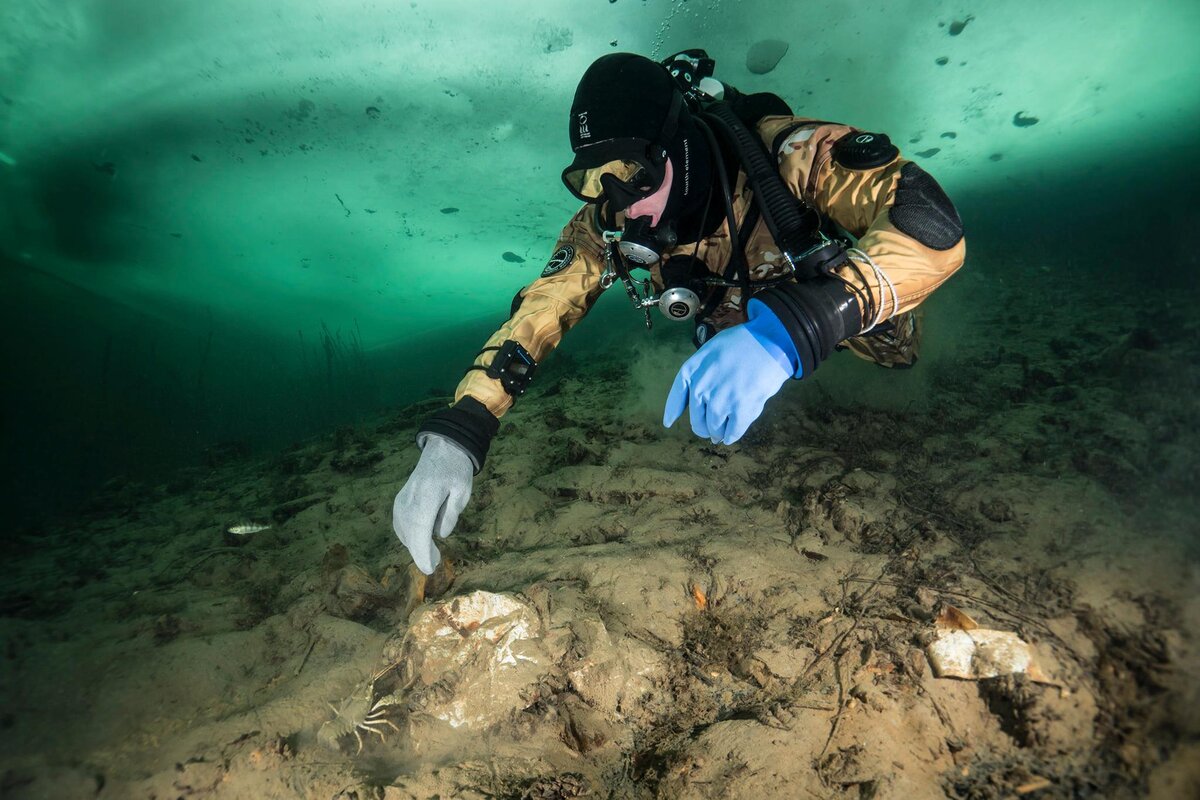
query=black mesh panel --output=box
[888,162,964,251]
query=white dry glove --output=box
[392,433,475,574]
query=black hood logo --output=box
[541,245,575,277]
[577,112,591,140]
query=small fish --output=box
[227,523,270,536]
[948,16,974,36]
[440,207,460,214]
[502,251,526,263]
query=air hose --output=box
[698,102,846,280]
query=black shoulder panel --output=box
[832,131,899,170]
[888,162,964,251]
[510,288,525,317]
[730,91,794,127]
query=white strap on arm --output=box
[847,247,899,333]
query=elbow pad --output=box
[889,163,963,251]
[751,278,863,377]
[417,396,500,475]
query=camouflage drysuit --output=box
[453,115,966,422]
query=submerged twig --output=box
[180,548,248,580]
[801,570,883,681]
[295,635,318,676]
[818,652,849,763]
[840,577,1052,636]
[143,547,248,590]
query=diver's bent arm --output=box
[417,207,607,470]
[751,118,966,374]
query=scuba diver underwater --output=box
[393,50,966,575]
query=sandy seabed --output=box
[2,264,1198,799]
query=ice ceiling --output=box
[1,0,1197,514]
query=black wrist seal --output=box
[417,396,500,475]
[753,278,863,377]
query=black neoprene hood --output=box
[562,53,683,176]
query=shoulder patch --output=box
[776,125,818,160]
[541,245,574,277]
[832,131,899,170]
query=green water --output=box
[1,0,1198,520]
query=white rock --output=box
[406,590,547,728]
[926,628,1044,680]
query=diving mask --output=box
[562,151,666,206]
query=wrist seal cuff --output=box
[417,396,500,475]
[753,279,863,376]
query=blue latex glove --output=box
[663,299,801,444]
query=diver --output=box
[393,50,966,574]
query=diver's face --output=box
[624,156,673,227]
